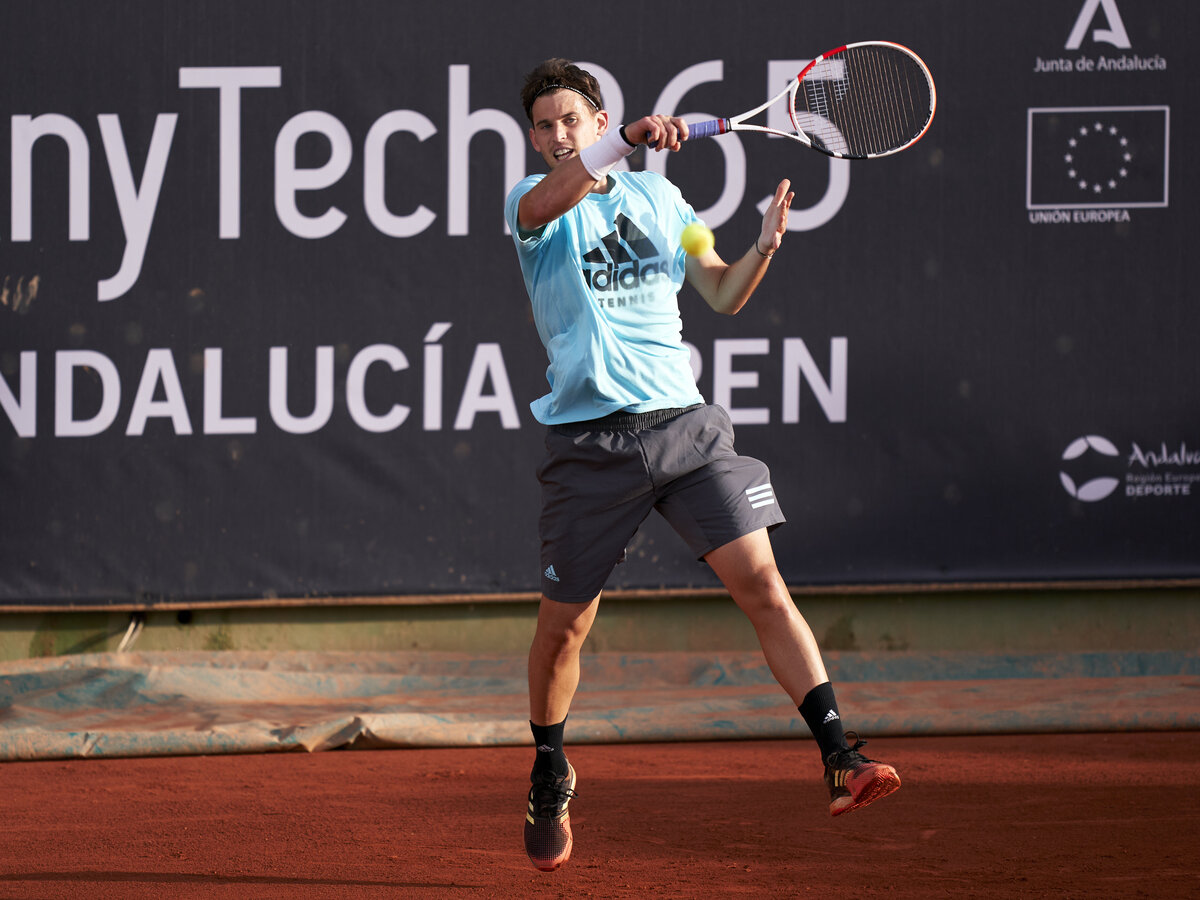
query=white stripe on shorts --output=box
[745,483,776,509]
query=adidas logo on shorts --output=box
[544,565,561,583]
[745,483,776,509]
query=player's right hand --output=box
[627,115,688,152]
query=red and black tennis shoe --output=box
[523,763,577,871]
[824,733,901,816]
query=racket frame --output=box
[691,41,936,159]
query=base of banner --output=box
[0,650,1196,761]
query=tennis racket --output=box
[685,42,936,159]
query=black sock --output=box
[799,682,849,761]
[530,718,569,778]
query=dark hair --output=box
[520,58,604,122]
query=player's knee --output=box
[530,635,584,680]
[532,618,590,661]
[730,569,794,618]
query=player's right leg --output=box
[823,732,901,816]
[524,593,600,872]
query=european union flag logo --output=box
[1026,106,1169,209]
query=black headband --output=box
[532,83,600,111]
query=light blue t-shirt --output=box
[505,170,705,425]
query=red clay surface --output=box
[1,732,1197,899]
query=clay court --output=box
[2,4,1197,899]
[2,731,1197,899]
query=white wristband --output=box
[578,129,637,180]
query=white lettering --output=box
[346,344,410,432]
[9,63,868,304]
[364,111,438,237]
[1072,209,1131,223]
[446,65,526,236]
[275,111,353,239]
[1129,441,1200,468]
[10,114,90,241]
[1029,210,1072,224]
[1033,57,1075,73]
[203,348,257,434]
[12,332,853,439]
[782,337,848,423]
[269,345,334,434]
[97,113,178,301]
[1126,482,1191,497]
[126,348,192,436]
[423,322,453,431]
[453,343,519,430]
[178,66,283,239]
[55,350,120,437]
[643,60,747,230]
[1066,0,1131,50]
[0,351,37,437]
[765,60,850,231]
[713,338,770,424]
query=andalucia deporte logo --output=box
[1060,435,1200,502]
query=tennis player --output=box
[505,58,900,873]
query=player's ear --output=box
[594,109,609,135]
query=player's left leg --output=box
[524,593,599,872]
[525,421,657,870]
[703,530,826,703]
[704,530,900,816]
[529,592,601,729]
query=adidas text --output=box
[582,259,669,293]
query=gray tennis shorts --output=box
[536,403,786,602]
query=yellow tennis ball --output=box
[680,221,714,257]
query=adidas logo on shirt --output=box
[581,213,669,294]
[543,565,560,583]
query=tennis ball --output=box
[680,221,714,257]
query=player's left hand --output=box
[757,179,794,256]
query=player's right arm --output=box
[516,156,606,232]
[517,115,687,232]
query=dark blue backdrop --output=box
[1,0,1196,606]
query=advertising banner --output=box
[1,1,1196,606]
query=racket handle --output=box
[687,118,728,140]
[641,118,729,143]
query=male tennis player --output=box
[505,58,900,873]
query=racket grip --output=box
[687,118,727,140]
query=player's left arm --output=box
[686,179,793,315]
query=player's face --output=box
[528,90,608,170]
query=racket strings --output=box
[794,45,932,158]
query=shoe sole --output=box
[831,767,901,817]
[525,764,576,871]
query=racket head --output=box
[788,41,936,159]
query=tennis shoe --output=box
[824,732,900,816]
[523,763,576,871]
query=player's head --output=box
[522,59,609,170]
[521,59,604,123]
